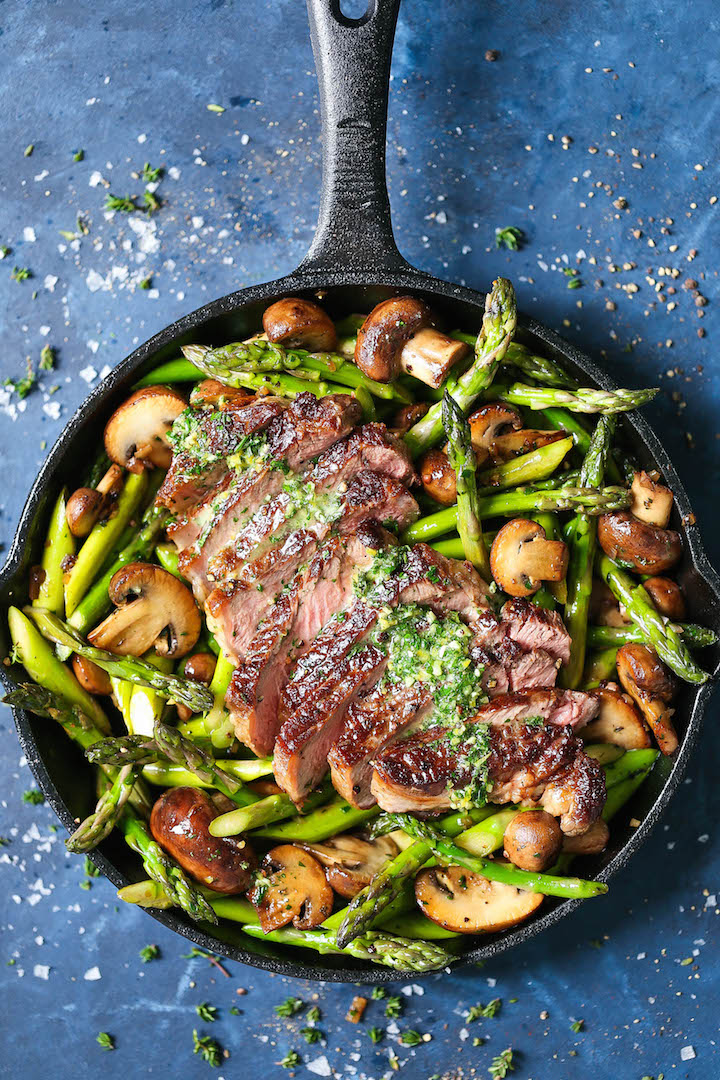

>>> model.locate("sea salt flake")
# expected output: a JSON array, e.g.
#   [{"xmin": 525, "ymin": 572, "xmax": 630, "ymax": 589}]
[
  {"xmin": 168, "ymin": 166, "xmax": 181, "ymax": 180},
  {"xmin": 33, "ymin": 964, "xmax": 50, "ymax": 980},
  {"xmin": 681, "ymin": 1046, "xmax": 696, "ymax": 1061},
  {"xmin": 89, "ymin": 171, "xmax": 104, "ymax": 188},
  {"xmin": 39, "ymin": 325, "xmax": 50, "ymax": 336},
  {"xmin": 137, "ymin": 133, "xmax": 147, "ymax": 144},
  {"xmin": 23, "ymin": 227, "xmax": 37, "ymax": 243},
  {"xmin": 44, "ymin": 275, "xmax": 58, "ymax": 292},
  {"xmin": 34, "ymin": 170, "xmax": 49, "ymax": 182},
  {"xmin": 306, "ymin": 1056, "xmax": 331, "ymax": 1077},
  {"xmin": 80, "ymin": 366, "xmax": 98, "ymax": 383},
  {"xmin": 240, "ymin": 133, "xmax": 250, "ymax": 145},
  {"xmin": 43, "ymin": 402, "xmax": 61, "ymax": 420},
  {"xmin": 84, "ymin": 966, "xmax": 101, "ymax": 981}
]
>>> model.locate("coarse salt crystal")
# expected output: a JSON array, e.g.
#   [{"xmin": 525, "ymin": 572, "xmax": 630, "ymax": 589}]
[
  {"xmin": 680, "ymin": 1046, "xmax": 696, "ymax": 1061},
  {"xmin": 43, "ymin": 402, "xmax": 61, "ymax": 421},
  {"xmin": 80, "ymin": 366, "xmax": 98, "ymax": 383},
  {"xmin": 33, "ymin": 964, "xmax": 50, "ymax": 980},
  {"xmin": 23, "ymin": 227, "xmax": 36, "ymax": 243},
  {"xmin": 137, "ymin": 133, "xmax": 147, "ymax": 144},
  {"xmin": 44, "ymin": 275, "xmax": 58, "ymax": 292},
  {"xmin": 84, "ymin": 966, "xmax": 101, "ymax": 981},
  {"xmin": 306, "ymin": 1056, "xmax": 331, "ymax": 1076}
]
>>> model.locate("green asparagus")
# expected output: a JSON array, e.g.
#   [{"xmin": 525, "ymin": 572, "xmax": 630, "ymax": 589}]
[
  {"xmin": 154, "ymin": 542, "xmax": 185, "ymax": 580},
  {"xmin": 135, "ymin": 358, "xmax": 204, "ymax": 386},
  {"xmin": 209, "ymin": 780, "xmax": 335, "ymax": 837},
  {"xmin": 583, "ymin": 646, "xmax": 619, "ymax": 687},
  {"xmin": 32, "ymin": 489, "xmax": 75, "ymax": 615},
  {"xmin": 242, "ymin": 924, "xmax": 455, "ymax": 974},
  {"xmin": 442, "ymin": 391, "xmax": 490, "ymax": 578},
  {"xmin": 476, "ymin": 436, "xmax": 574, "ymax": 494},
  {"xmin": 66, "ymin": 764, "xmax": 141, "ymax": 852},
  {"xmin": 87, "ymin": 735, "xmax": 273, "ymax": 781},
  {"xmin": 451, "ymin": 334, "xmax": 578, "ymax": 390},
  {"xmin": 598, "ymin": 554, "xmax": 709, "ymax": 684},
  {"xmin": 495, "ymin": 383, "xmax": 658, "ymax": 415},
  {"xmin": 588, "ymin": 623, "xmax": 717, "ymax": 650},
  {"xmin": 254, "ymin": 797, "xmax": 379, "ymax": 842},
  {"xmin": 152, "ymin": 721, "xmax": 256, "ymax": 805}
]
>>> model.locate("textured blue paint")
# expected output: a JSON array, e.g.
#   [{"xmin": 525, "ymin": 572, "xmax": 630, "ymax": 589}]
[{"xmin": 0, "ymin": 2, "xmax": 718, "ymax": 1077}]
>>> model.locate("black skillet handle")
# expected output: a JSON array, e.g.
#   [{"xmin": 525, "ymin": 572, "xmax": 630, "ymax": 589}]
[{"xmin": 298, "ymin": 0, "xmax": 417, "ymax": 277}]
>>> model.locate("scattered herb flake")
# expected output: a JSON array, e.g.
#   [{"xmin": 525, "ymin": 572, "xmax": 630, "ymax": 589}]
[
  {"xmin": 280, "ymin": 1050, "xmax": 300, "ymax": 1069},
  {"xmin": 192, "ymin": 1030, "xmax": 223, "ymax": 1068},
  {"xmin": 196, "ymin": 1002, "xmax": 218, "ymax": 1023},
  {"xmin": 468, "ymin": 999, "xmax": 501, "ymax": 1021},
  {"xmin": 306, "ymin": 1006, "xmax": 321, "ymax": 1024},
  {"xmin": 371, "ymin": 988, "xmax": 386, "ymax": 1000},
  {"xmin": 275, "ymin": 996, "xmax": 304, "ymax": 1018},
  {"xmin": 105, "ymin": 193, "xmax": 138, "ymax": 213},
  {"xmin": 74, "ymin": 149, "xmax": 85, "ymax": 162},
  {"xmin": 367, "ymin": 1027, "xmax": 385, "ymax": 1044},
  {"xmin": 143, "ymin": 190, "xmax": 161, "ymax": 214},
  {"xmin": 24, "ymin": 144, "xmax": 34, "ymax": 157},
  {"xmin": 22, "ymin": 789, "xmax": 44, "ymax": 805},
  {"xmin": 139, "ymin": 275, "xmax": 153, "ymax": 290},
  {"xmin": 489, "ymin": 1047, "xmax": 515, "ymax": 1078},
  {"xmin": 142, "ymin": 162, "xmax": 164, "ymax": 183},
  {"xmin": 11, "ymin": 266, "xmax": 32, "ymax": 282},
  {"xmin": 301, "ymin": 1027, "xmax": 321, "ymax": 1044},
  {"xmin": 39, "ymin": 345, "xmax": 54, "ymax": 371},
  {"xmin": 84, "ymin": 856, "xmax": 100, "ymax": 877},
  {"xmin": 385, "ymin": 995, "xmax": 403, "ymax": 1019},
  {"xmin": 495, "ymin": 226, "xmax": 524, "ymax": 251},
  {"xmin": 400, "ymin": 1030, "xmax": 424, "ymax": 1047},
  {"xmin": 96, "ymin": 1032, "xmax": 115, "ymax": 1051},
  {"xmin": 139, "ymin": 944, "xmax": 159, "ymax": 963},
  {"xmin": 570, "ymin": 1019, "xmax": 584, "ymax": 1033},
  {"xmin": 207, "ymin": 103, "xmax": 225, "ymax": 113}
]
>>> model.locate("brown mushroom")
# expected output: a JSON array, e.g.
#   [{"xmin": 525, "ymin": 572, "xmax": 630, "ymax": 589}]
[
  {"xmin": 630, "ymin": 470, "xmax": 674, "ymax": 528},
  {"xmin": 262, "ymin": 297, "xmax": 337, "ymax": 352},
  {"xmin": 582, "ymin": 683, "xmax": 651, "ymax": 749},
  {"xmin": 616, "ymin": 643, "xmax": 678, "ymax": 755},
  {"xmin": 468, "ymin": 402, "xmax": 523, "ymax": 452},
  {"xmin": 490, "ymin": 429, "xmax": 567, "ymax": 463},
  {"xmin": 642, "ymin": 576, "xmax": 686, "ymax": 620},
  {"xmin": 65, "ymin": 464, "xmax": 124, "ymax": 538},
  {"xmin": 415, "ymin": 865, "xmax": 543, "ymax": 934},
  {"xmin": 562, "ymin": 819, "xmax": 610, "ymax": 855},
  {"xmin": 150, "ymin": 787, "xmax": 256, "ymax": 893},
  {"xmin": 490, "ymin": 519, "xmax": 569, "ymax": 597},
  {"xmin": 71, "ymin": 655, "xmax": 112, "ymax": 696},
  {"xmin": 502, "ymin": 810, "xmax": 563, "ymax": 872},
  {"xmin": 176, "ymin": 651, "xmax": 218, "ymax": 722},
  {"xmin": 597, "ymin": 511, "xmax": 682, "ymax": 574},
  {"xmin": 589, "ymin": 580, "xmax": 630, "ymax": 627},
  {"xmin": 391, "ymin": 401, "xmax": 429, "ymax": 435},
  {"xmin": 104, "ymin": 385, "xmax": 186, "ymax": 473},
  {"xmin": 297, "ymin": 834, "xmax": 399, "ymax": 899},
  {"xmin": 248, "ymin": 844, "xmax": 333, "ymax": 933},
  {"xmin": 189, "ymin": 379, "xmax": 255, "ymax": 411},
  {"xmin": 418, "ymin": 448, "xmax": 460, "ymax": 506},
  {"xmin": 354, "ymin": 297, "xmax": 469, "ymax": 387},
  {"xmin": 87, "ymin": 562, "xmax": 201, "ymax": 658}
]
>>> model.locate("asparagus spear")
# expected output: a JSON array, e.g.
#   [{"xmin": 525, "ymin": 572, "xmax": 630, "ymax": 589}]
[
  {"xmin": 442, "ymin": 390, "xmax": 490, "ymax": 579},
  {"xmin": 66, "ymin": 764, "xmax": 141, "ymax": 853},
  {"xmin": 561, "ymin": 416, "xmax": 615, "ymax": 688},
  {"xmin": 64, "ymin": 470, "xmax": 149, "ymax": 617},
  {"xmin": 598, "ymin": 554, "xmax": 709, "ymax": 684},
  {"xmin": 152, "ymin": 721, "xmax": 256, "ymax": 806},
  {"xmin": 32, "ymin": 489, "xmax": 75, "ymax": 616},
  {"xmin": 495, "ymin": 383, "xmax": 658, "ymax": 415},
  {"xmin": 203, "ymin": 652, "xmax": 235, "ymax": 749},
  {"xmin": 208, "ymin": 780, "xmax": 335, "ymax": 837},
  {"xmin": 588, "ymin": 623, "xmax": 717, "ymax": 649},
  {"xmin": 87, "ymin": 735, "xmax": 273, "ymax": 781},
  {"xmin": 477, "ymin": 437, "xmax": 574, "ymax": 495},
  {"xmin": 402, "ymin": 484, "xmax": 631, "ymax": 542},
  {"xmin": 3, "ymin": 682, "xmax": 106, "ymax": 752},
  {"xmin": 404, "ymin": 279, "xmax": 517, "ymax": 455},
  {"xmin": 602, "ymin": 748, "xmax": 659, "ymax": 789},
  {"xmin": 135, "ymin": 358, "xmax": 204, "ymax": 387},
  {"xmin": 155, "ymin": 542, "xmax": 184, "ymax": 580},
  {"xmin": 583, "ymin": 646, "xmax": 620, "ymax": 688},
  {"xmin": 27, "ymin": 609, "xmax": 215, "ymax": 711},
  {"xmin": 451, "ymin": 334, "xmax": 578, "ymax": 390},
  {"xmin": 253, "ymin": 796, "xmax": 379, "ymax": 843},
  {"xmin": 117, "ymin": 879, "xmax": 175, "ymax": 907},
  {"xmin": 241, "ymin": 924, "xmax": 454, "ymax": 973}
]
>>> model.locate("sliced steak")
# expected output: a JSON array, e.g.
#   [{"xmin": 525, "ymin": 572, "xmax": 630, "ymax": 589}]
[
  {"xmin": 372, "ymin": 710, "xmax": 605, "ymax": 834},
  {"xmin": 274, "ymin": 644, "xmax": 388, "ymax": 804},
  {"xmin": 157, "ymin": 396, "xmax": 288, "ymax": 514},
  {"xmin": 225, "ymin": 528, "xmax": 385, "ymax": 757},
  {"xmin": 499, "ymin": 598, "xmax": 572, "ymax": 665},
  {"xmin": 329, "ymin": 684, "xmax": 434, "ymax": 808}
]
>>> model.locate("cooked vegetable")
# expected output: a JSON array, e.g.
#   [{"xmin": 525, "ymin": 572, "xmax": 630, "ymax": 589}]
[
  {"xmin": 582, "ymin": 685, "xmax": 651, "ymax": 749},
  {"xmin": 587, "ymin": 623, "xmax": 716, "ymax": 649},
  {"xmin": 502, "ymin": 810, "xmax": 563, "ymax": 872},
  {"xmin": 562, "ymin": 819, "xmax": 609, "ymax": 855},
  {"xmin": 355, "ymin": 296, "xmax": 469, "ymax": 387},
  {"xmin": 415, "ymin": 865, "xmax": 544, "ymax": 933},
  {"xmin": 641, "ymin": 576, "xmax": 686, "ymax": 619},
  {"xmin": 65, "ymin": 464, "xmax": 124, "ymax": 538},
  {"xmin": 71, "ymin": 655, "xmax": 112, "ymax": 696},
  {"xmin": 104, "ymin": 385, "xmax": 186, "ymax": 472},
  {"xmin": 629, "ymin": 470, "xmax": 673, "ymax": 527},
  {"xmin": 66, "ymin": 764, "xmax": 141, "ymax": 853},
  {"xmin": 31, "ymin": 489, "xmax": 76, "ymax": 616},
  {"xmin": 248, "ymin": 844, "xmax": 333, "ymax": 932},
  {"xmin": 490, "ymin": 519, "xmax": 568, "ymax": 597},
  {"xmin": 263, "ymin": 297, "xmax": 337, "ymax": 352},
  {"xmin": 597, "ymin": 511, "xmax": 682, "ymax": 574},
  {"xmin": 297, "ymin": 834, "xmax": 399, "ymax": 898},
  {"xmin": 443, "ymin": 390, "xmax": 490, "ymax": 578},
  {"xmin": 242, "ymin": 924, "xmax": 454, "ymax": 973},
  {"xmin": 616, "ymin": 643, "xmax": 678, "ymax": 755}
]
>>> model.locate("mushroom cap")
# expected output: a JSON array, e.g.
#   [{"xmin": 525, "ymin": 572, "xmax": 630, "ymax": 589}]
[
  {"xmin": 391, "ymin": 401, "xmax": 430, "ymax": 436},
  {"xmin": 630, "ymin": 470, "xmax": 674, "ymax": 528},
  {"xmin": 65, "ymin": 487, "xmax": 105, "ymax": 538},
  {"xmin": 490, "ymin": 518, "xmax": 569, "ymax": 597},
  {"xmin": 183, "ymin": 652, "xmax": 217, "ymax": 685},
  {"xmin": 71, "ymin": 655, "xmax": 112, "ymax": 696},
  {"xmin": 616, "ymin": 643, "xmax": 678, "ymax": 755},
  {"xmin": 468, "ymin": 402, "xmax": 523, "ymax": 450},
  {"xmin": 502, "ymin": 809, "xmax": 563, "ymax": 872},
  {"xmin": 415, "ymin": 865, "xmax": 544, "ymax": 934},
  {"xmin": 104, "ymin": 385, "xmax": 186, "ymax": 472},
  {"xmin": 354, "ymin": 296, "xmax": 434, "ymax": 382},
  {"xmin": 582, "ymin": 684, "xmax": 651, "ymax": 749},
  {"xmin": 597, "ymin": 511, "xmax": 682, "ymax": 574},
  {"xmin": 190, "ymin": 379, "xmax": 255, "ymax": 411},
  {"xmin": 562, "ymin": 818, "xmax": 610, "ymax": 855},
  {"xmin": 418, "ymin": 448, "xmax": 458, "ymax": 507},
  {"xmin": 642, "ymin": 576, "xmax": 686, "ymax": 620},
  {"xmin": 87, "ymin": 561, "xmax": 201, "ymax": 658},
  {"xmin": 249, "ymin": 844, "xmax": 333, "ymax": 932},
  {"xmin": 262, "ymin": 297, "xmax": 337, "ymax": 352},
  {"xmin": 297, "ymin": 834, "xmax": 399, "ymax": 899},
  {"xmin": 150, "ymin": 787, "xmax": 256, "ymax": 894}
]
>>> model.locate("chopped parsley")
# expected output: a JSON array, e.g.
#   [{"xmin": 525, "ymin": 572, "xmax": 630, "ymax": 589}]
[
  {"xmin": 400, "ymin": 1030, "xmax": 425, "ymax": 1046},
  {"xmin": 301, "ymin": 1027, "xmax": 321, "ymax": 1044},
  {"xmin": 367, "ymin": 1027, "xmax": 384, "ymax": 1044},
  {"xmin": 370, "ymin": 988, "xmax": 386, "ymax": 1000},
  {"xmin": 73, "ymin": 149, "xmax": 85, "ymax": 162},
  {"xmin": 384, "ymin": 995, "xmax": 403, "ymax": 1019},
  {"xmin": 84, "ymin": 857, "xmax": 100, "ymax": 877},
  {"xmin": 192, "ymin": 1030, "xmax": 223, "ymax": 1067},
  {"xmin": 139, "ymin": 944, "xmax": 159, "ymax": 963},
  {"xmin": 105, "ymin": 193, "xmax": 138, "ymax": 213},
  {"xmin": 142, "ymin": 161, "xmax": 164, "ymax": 183},
  {"xmin": 39, "ymin": 344, "xmax": 55, "ymax": 371},
  {"xmin": 275, "ymin": 996, "xmax": 304, "ymax": 1018},
  {"xmin": 570, "ymin": 1019, "xmax": 584, "ymax": 1033},
  {"xmin": 11, "ymin": 266, "xmax": 31, "ymax": 282},
  {"xmin": 495, "ymin": 226, "xmax": 524, "ymax": 251},
  {"xmin": 22, "ymin": 789, "xmax": 44, "ymax": 805},
  {"xmin": 144, "ymin": 190, "xmax": 161, "ymax": 214},
  {"xmin": 306, "ymin": 1006, "xmax": 321, "ymax": 1023},
  {"xmin": 24, "ymin": 144, "xmax": 34, "ymax": 157}
]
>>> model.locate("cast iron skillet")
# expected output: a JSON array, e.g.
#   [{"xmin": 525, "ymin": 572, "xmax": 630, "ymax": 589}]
[{"xmin": 1, "ymin": 0, "xmax": 719, "ymax": 983}]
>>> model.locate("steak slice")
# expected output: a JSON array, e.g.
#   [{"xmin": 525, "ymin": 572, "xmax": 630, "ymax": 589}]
[
  {"xmin": 274, "ymin": 644, "xmax": 388, "ymax": 804},
  {"xmin": 372, "ymin": 700, "xmax": 604, "ymax": 834},
  {"xmin": 499, "ymin": 598, "xmax": 572, "ymax": 665},
  {"xmin": 329, "ymin": 684, "xmax": 434, "ymax": 808},
  {"xmin": 157, "ymin": 396, "xmax": 288, "ymax": 515},
  {"xmin": 207, "ymin": 423, "xmax": 416, "ymax": 584},
  {"xmin": 225, "ymin": 527, "xmax": 386, "ymax": 757},
  {"xmin": 205, "ymin": 475, "xmax": 418, "ymax": 660}
]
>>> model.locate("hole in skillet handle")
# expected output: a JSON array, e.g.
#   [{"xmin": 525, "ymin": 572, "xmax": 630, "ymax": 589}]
[{"xmin": 334, "ymin": 0, "xmax": 376, "ymax": 27}]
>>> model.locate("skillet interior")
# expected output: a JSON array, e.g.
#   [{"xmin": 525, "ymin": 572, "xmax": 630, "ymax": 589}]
[{"xmin": 2, "ymin": 271, "xmax": 719, "ymax": 982}]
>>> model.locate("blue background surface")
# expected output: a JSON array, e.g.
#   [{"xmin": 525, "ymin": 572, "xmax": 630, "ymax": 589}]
[{"xmin": 1, "ymin": 1, "xmax": 718, "ymax": 1077}]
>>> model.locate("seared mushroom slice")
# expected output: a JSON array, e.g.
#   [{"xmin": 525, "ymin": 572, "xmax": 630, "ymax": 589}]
[
  {"xmin": 468, "ymin": 402, "xmax": 523, "ymax": 452},
  {"xmin": 616, "ymin": 643, "xmax": 678, "ymax": 755},
  {"xmin": 630, "ymin": 470, "xmax": 674, "ymax": 528},
  {"xmin": 71, "ymin": 655, "xmax": 112, "ymax": 696},
  {"xmin": 597, "ymin": 511, "xmax": 682, "ymax": 574},
  {"xmin": 150, "ymin": 787, "xmax": 256, "ymax": 893},
  {"xmin": 502, "ymin": 810, "xmax": 563, "ymax": 872},
  {"xmin": 104, "ymin": 385, "xmax": 186, "ymax": 473},
  {"xmin": 87, "ymin": 562, "xmax": 201, "ymax": 658},
  {"xmin": 189, "ymin": 379, "xmax": 255, "ymax": 411},
  {"xmin": 415, "ymin": 865, "xmax": 543, "ymax": 934},
  {"xmin": 562, "ymin": 819, "xmax": 610, "ymax": 855},
  {"xmin": 418, "ymin": 448, "xmax": 461, "ymax": 506},
  {"xmin": 490, "ymin": 519, "xmax": 569, "ymax": 597},
  {"xmin": 249, "ymin": 844, "xmax": 333, "ymax": 933},
  {"xmin": 582, "ymin": 683, "xmax": 651, "ymax": 749},
  {"xmin": 177, "ymin": 651, "xmax": 217, "ymax": 722},
  {"xmin": 297, "ymin": 833, "xmax": 400, "ymax": 899},
  {"xmin": 642, "ymin": 576, "xmax": 686, "ymax": 620},
  {"xmin": 354, "ymin": 297, "xmax": 469, "ymax": 387},
  {"xmin": 391, "ymin": 401, "xmax": 429, "ymax": 436},
  {"xmin": 262, "ymin": 297, "xmax": 337, "ymax": 352},
  {"xmin": 65, "ymin": 464, "xmax": 124, "ymax": 538},
  {"xmin": 490, "ymin": 428, "xmax": 567, "ymax": 462},
  {"xmin": 589, "ymin": 580, "xmax": 630, "ymax": 627}
]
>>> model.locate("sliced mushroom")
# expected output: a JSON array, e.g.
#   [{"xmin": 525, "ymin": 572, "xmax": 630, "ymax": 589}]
[
  {"xmin": 65, "ymin": 464, "xmax": 124, "ymax": 538},
  {"xmin": 177, "ymin": 652, "xmax": 217, "ymax": 722},
  {"xmin": 71, "ymin": 655, "xmax": 112, "ymax": 696},
  {"xmin": 616, "ymin": 643, "xmax": 678, "ymax": 755},
  {"xmin": 391, "ymin": 401, "xmax": 429, "ymax": 435},
  {"xmin": 248, "ymin": 844, "xmax": 333, "ymax": 933},
  {"xmin": 354, "ymin": 297, "xmax": 469, "ymax": 387},
  {"xmin": 418, "ymin": 448, "xmax": 460, "ymax": 506},
  {"xmin": 415, "ymin": 865, "xmax": 544, "ymax": 934},
  {"xmin": 642, "ymin": 576, "xmax": 686, "ymax": 620},
  {"xmin": 630, "ymin": 470, "xmax": 674, "ymax": 528},
  {"xmin": 150, "ymin": 787, "xmax": 256, "ymax": 893},
  {"xmin": 468, "ymin": 402, "xmax": 523, "ymax": 452},
  {"xmin": 597, "ymin": 511, "xmax": 682, "ymax": 574},
  {"xmin": 490, "ymin": 429, "xmax": 567, "ymax": 463},
  {"xmin": 87, "ymin": 562, "xmax": 201, "ymax": 658},
  {"xmin": 297, "ymin": 834, "xmax": 399, "ymax": 899},
  {"xmin": 189, "ymin": 379, "xmax": 256, "ymax": 411},
  {"xmin": 582, "ymin": 684, "xmax": 651, "ymax": 749},
  {"xmin": 104, "ymin": 385, "xmax": 187, "ymax": 473},
  {"xmin": 562, "ymin": 819, "xmax": 610, "ymax": 855},
  {"xmin": 502, "ymin": 810, "xmax": 563, "ymax": 872},
  {"xmin": 262, "ymin": 297, "xmax": 337, "ymax": 352},
  {"xmin": 490, "ymin": 519, "xmax": 569, "ymax": 597},
  {"xmin": 590, "ymin": 580, "xmax": 631, "ymax": 627}
]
